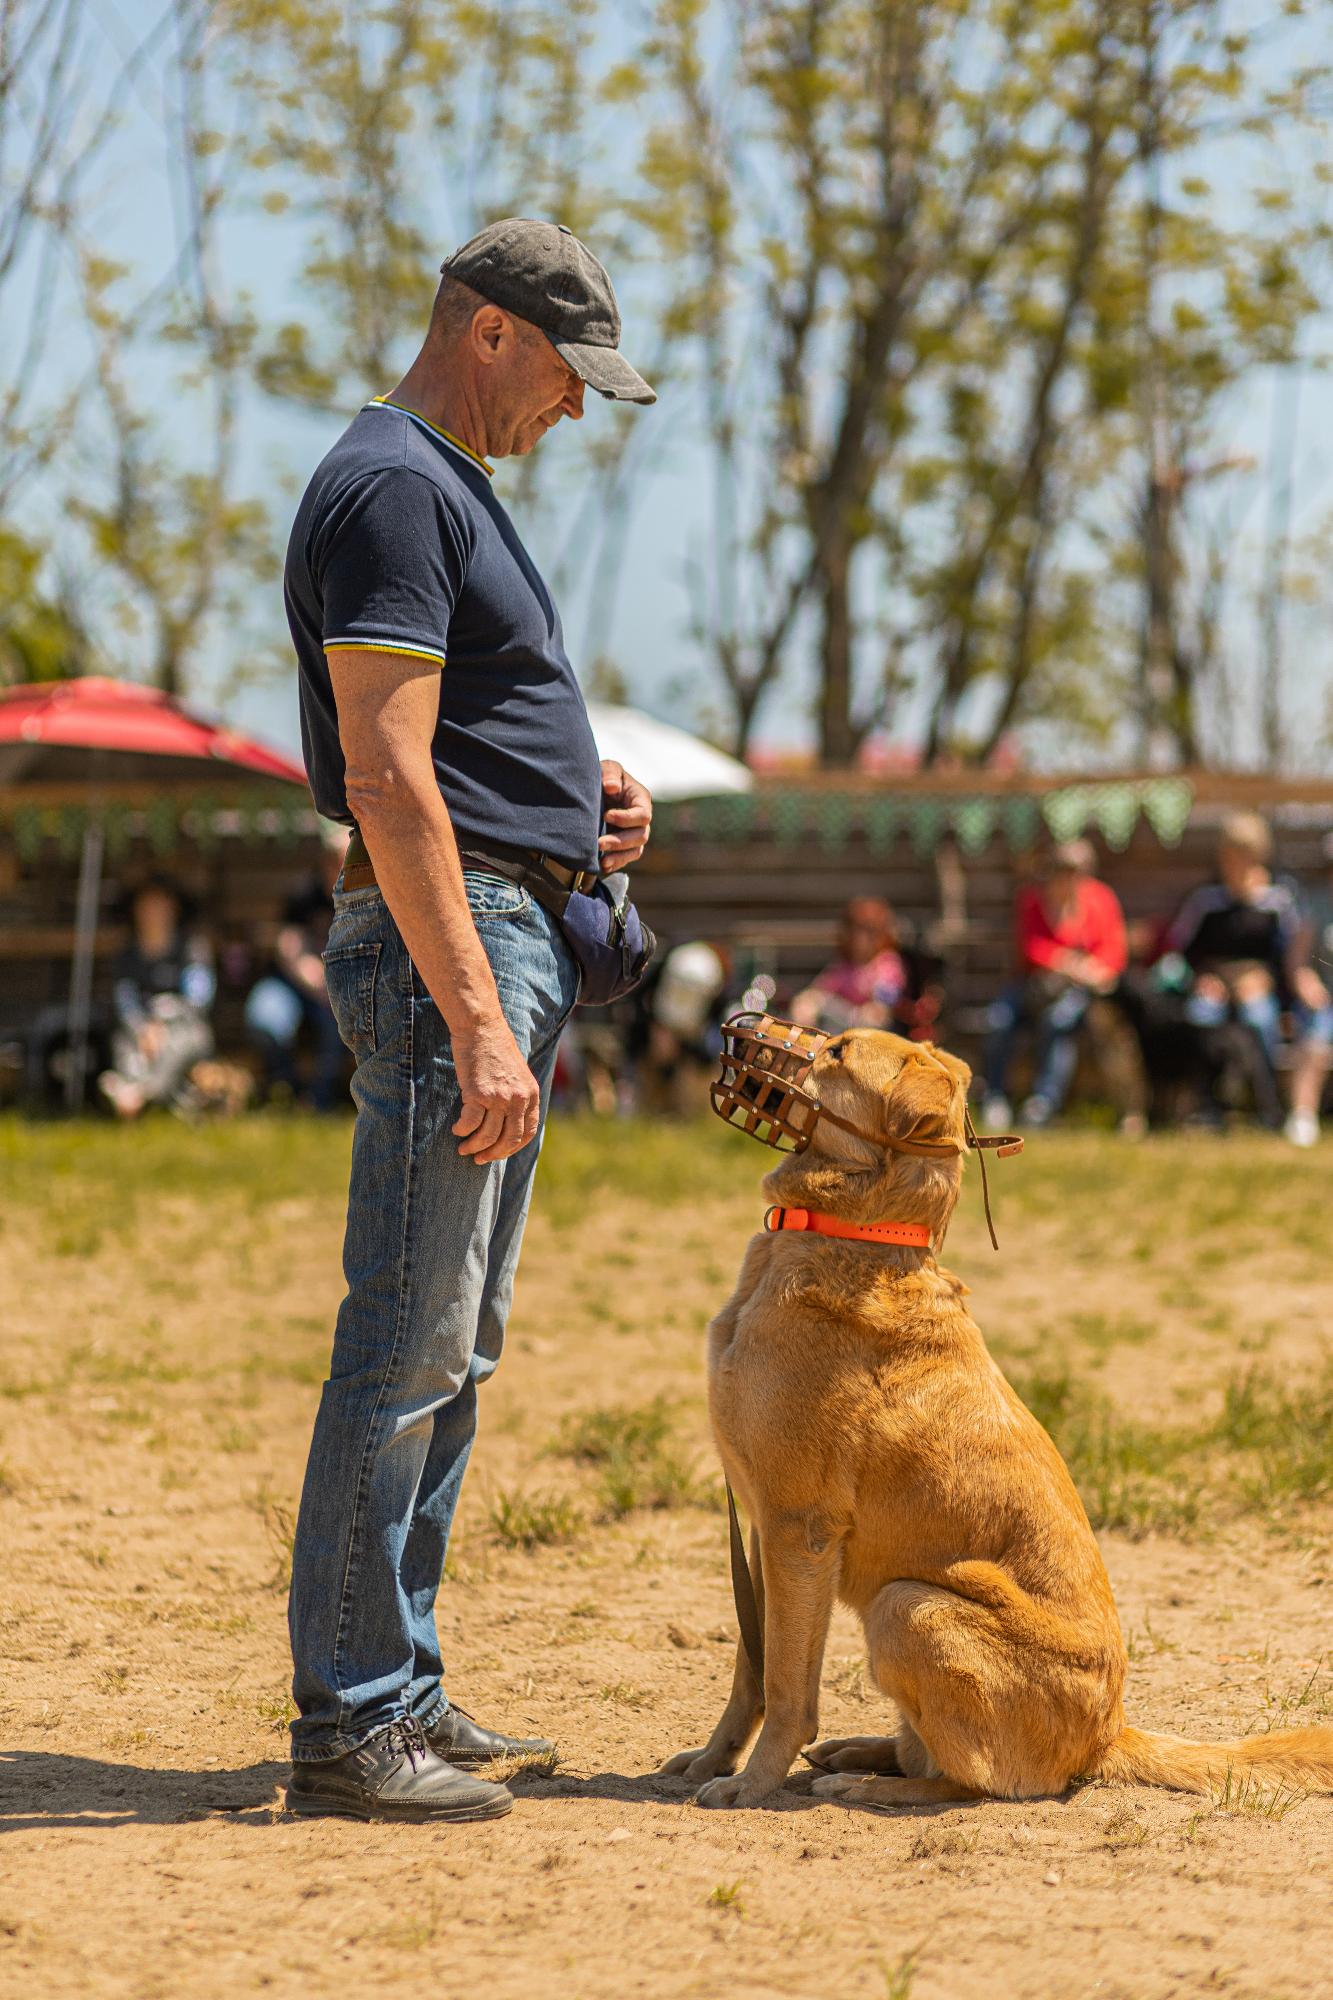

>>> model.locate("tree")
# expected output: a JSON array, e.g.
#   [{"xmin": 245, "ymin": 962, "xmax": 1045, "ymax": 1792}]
[{"xmin": 636, "ymin": 0, "xmax": 1331, "ymax": 766}]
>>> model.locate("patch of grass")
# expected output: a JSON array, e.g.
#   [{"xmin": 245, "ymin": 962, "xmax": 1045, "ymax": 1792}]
[
  {"xmin": 251, "ymin": 1484, "xmax": 297, "ymax": 1589},
  {"xmin": 1015, "ymin": 1369, "xmax": 1202, "ymax": 1538},
  {"xmin": 1013, "ymin": 1357, "xmax": 1333, "ymax": 1540},
  {"xmin": 706, "ymin": 1880, "xmax": 745, "ymax": 1915},
  {"xmin": 552, "ymin": 1398, "xmax": 710, "ymax": 1520},
  {"xmin": 254, "ymin": 1692, "xmax": 296, "ymax": 1732},
  {"xmin": 1101, "ymin": 1801, "xmax": 1149, "ymax": 1848},
  {"xmin": 598, "ymin": 1680, "xmax": 653, "ymax": 1710},
  {"xmin": 533, "ymin": 1115, "xmax": 757, "ymax": 1229},
  {"xmin": 1211, "ymin": 1769, "xmax": 1308, "ymax": 1821},
  {"xmin": 879, "ymin": 1949, "xmax": 919, "ymax": 2000},
  {"xmin": 1064, "ymin": 1311, "xmax": 1156, "ymax": 1357},
  {"xmin": 909, "ymin": 1828, "xmax": 977, "ymax": 1859},
  {"xmin": 1257, "ymin": 1658, "xmax": 1333, "ymax": 1729},
  {"xmin": 488, "ymin": 1488, "xmax": 583, "ymax": 1551}
]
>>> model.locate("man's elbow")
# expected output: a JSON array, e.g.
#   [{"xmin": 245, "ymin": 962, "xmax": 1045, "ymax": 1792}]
[{"xmin": 342, "ymin": 748, "xmax": 424, "ymax": 829}]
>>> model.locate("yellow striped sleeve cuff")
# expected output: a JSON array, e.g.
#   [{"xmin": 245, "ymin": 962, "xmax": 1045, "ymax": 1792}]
[{"xmin": 324, "ymin": 638, "xmax": 446, "ymax": 668}]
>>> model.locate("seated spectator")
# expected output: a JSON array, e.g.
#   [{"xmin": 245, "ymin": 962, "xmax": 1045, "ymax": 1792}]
[
  {"xmin": 1286, "ymin": 828, "xmax": 1333, "ymax": 1147},
  {"xmin": 1155, "ymin": 811, "xmax": 1298, "ymax": 1132},
  {"xmin": 789, "ymin": 898, "xmax": 907, "ymax": 1034},
  {"xmin": 244, "ymin": 828, "xmax": 349, "ymax": 1111},
  {"xmin": 99, "ymin": 877, "xmax": 215, "ymax": 1118},
  {"xmin": 980, "ymin": 839, "xmax": 1127, "ymax": 1130}
]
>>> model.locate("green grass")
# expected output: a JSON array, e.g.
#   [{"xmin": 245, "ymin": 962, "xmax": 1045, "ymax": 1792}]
[
  {"xmin": 1015, "ymin": 1358, "xmax": 1333, "ymax": 1538},
  {"xmin": 552, "ymin": 1397, "xmax": 714, "ymax": 1519},
  {"xmin": 488, "ymin": 1488, "xmax": 584, "ymax": 1551},
  {"xmin": 5, "ymin": 1115, "xmax": 1331, "ymax": 1547}
]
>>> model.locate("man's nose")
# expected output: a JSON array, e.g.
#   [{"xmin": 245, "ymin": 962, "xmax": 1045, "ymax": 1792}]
[{"xmin": 561, "ymin": 376, "xmax": 586, "ymax": 420}]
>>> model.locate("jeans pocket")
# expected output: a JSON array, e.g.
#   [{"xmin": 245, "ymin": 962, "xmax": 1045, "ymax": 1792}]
[
  {"xmin": 323, "ymin": 942, "xmax": 382, "ymax": 1059},
  {"xmin": 464, "ymin": 871, "xmax": 530, "ymax": 921}
]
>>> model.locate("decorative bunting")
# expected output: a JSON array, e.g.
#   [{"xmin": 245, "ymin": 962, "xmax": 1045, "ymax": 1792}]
[
  {"xmin": 1140, "ymin": 779, "xmax": 1193, "ymax": 845},
  {"xmin": 952, "ymin": 798, "xmax": 998, "ymax": 856},
  {"xmin": 0, "ymin": 778, "xmax": 1200, "ymax": 859}
]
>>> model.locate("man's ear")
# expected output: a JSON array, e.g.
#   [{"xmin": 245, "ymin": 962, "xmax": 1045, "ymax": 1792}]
[{"xmin": 470, "ymin": 304, "xmax": 510, "ymax": 363}]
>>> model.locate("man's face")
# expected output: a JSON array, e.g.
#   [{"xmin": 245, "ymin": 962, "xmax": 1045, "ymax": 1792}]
[{"xmin": 486, "ymin": 318, "xmax": 586, "ymax": 456}]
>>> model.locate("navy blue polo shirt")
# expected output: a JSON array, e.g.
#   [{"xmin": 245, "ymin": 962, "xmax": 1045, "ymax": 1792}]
[{"xmin": 284, "ymin": 398, "xmax": 603, "ymax": 872}]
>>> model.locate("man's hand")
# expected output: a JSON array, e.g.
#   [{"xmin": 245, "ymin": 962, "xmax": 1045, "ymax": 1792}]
[
  {"xmin": 598, "ymin": 760, "xmax": 652, "ymax": 873},
  {"xmin": 451, "ymin": 1011, "xmax": 542, "ymax": 1164}
]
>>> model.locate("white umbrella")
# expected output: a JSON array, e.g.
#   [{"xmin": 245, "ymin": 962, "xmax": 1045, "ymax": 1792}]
[{"xmin": 585, "ymin": 702, "xmax": 752, "ymax": 802}]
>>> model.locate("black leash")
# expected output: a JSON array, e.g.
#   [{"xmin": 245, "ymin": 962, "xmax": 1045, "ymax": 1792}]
[{"xmin": 726, "ymin": 1481, "xmax": 765, "ymax": 1686}]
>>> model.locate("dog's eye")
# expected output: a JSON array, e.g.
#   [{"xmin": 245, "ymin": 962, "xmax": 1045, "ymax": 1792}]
[{"xmin": 825, "ymin": 1039, "xmax": 847, "ymax": 1063}]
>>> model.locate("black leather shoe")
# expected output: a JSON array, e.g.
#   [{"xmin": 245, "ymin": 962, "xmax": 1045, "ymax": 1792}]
[
  {"xmin": 287, "ymin": 1716, "xmax": 514, "ymax": 1822},
  {"xmin": 424, "ymin": 1703, "xmax": 555, "ymax": 1770}
]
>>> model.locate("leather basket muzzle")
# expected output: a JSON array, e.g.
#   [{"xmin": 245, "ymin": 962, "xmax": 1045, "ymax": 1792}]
[{"xmin": 710, "ymin": 1011, "xmax": 831, "ymax": 1151}]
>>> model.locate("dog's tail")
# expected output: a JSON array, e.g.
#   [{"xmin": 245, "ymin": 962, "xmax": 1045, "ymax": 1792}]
[{"xmin": 1093, "ymin": 1723, "xmax": 1333, "ymax": 1796}]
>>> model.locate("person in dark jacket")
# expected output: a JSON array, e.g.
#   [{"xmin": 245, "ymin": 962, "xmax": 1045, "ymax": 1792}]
[{"xmin": 99, "ymin": 877, "xmax": 214, "ymax": 1117}]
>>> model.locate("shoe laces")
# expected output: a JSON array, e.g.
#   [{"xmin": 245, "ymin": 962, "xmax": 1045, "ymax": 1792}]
[{"xmin": 385, "ymin": 1715, "xmax": 429, "ymax": 1772}]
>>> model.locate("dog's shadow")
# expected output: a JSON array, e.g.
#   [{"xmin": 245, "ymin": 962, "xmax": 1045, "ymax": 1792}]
[{"xmin": 511, "ymin": 1762, "xmax": 959, "ymax": 1816}]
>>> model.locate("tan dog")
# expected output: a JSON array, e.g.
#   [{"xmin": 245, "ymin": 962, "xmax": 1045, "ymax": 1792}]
[{"xmin": 663, "ymin": 1029, "xmax": 1333, "ymax": 1809}]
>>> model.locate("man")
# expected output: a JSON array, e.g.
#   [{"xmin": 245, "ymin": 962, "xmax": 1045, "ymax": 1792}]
[
  {"xmin": 980, "ymin": 838, "xmax": 1128, "ymax": 1130},
  {"xmin": 1159, "ymin": 811, "xmax": 1303, "ymax": 1133},
  {"xmin": 282, "ymin": 219, "xmax": 655, "ymax": 1822}
]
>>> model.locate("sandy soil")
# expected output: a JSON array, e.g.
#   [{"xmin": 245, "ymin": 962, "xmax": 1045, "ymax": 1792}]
[{"xmin": 1, "ymin": 1121, "xmax": 1331, "ymax": 2000}]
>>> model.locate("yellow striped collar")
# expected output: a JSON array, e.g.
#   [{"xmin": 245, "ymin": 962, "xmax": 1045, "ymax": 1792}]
[{"xmin": 364, "ymin": 397, "xmax": 494, "ymax": 476}]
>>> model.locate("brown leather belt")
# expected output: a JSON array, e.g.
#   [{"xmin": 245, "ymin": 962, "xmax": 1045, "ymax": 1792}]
[{"xmin": 341, "ymin": 828, "xmax": 599, "ymax": 900}]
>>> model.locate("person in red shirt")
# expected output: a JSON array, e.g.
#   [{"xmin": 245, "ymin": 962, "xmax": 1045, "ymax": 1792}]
[{"xmin": 980, "ymin": 838, "xmax": 1128, "ymax": 1129}]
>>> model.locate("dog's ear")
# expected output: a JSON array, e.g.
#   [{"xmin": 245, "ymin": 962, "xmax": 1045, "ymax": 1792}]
[{"xmin": 887, "ymin": 1044, "xmax": 970, "ymax": 1147}]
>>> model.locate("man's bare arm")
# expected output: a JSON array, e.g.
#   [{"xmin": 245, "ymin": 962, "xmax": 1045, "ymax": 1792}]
[{"xmin": 327, "ymin": 647, "xmax": 541, "ymax": 1164}]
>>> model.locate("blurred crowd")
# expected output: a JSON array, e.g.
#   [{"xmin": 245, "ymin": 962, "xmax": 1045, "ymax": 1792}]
[
  {"xmin": 576, "ymin": 810, "xmax": 1333, "ymax": 1147},
  {"xmin": 14, "ymin": 810, "xmax": 1333, "ymax": 1144}
]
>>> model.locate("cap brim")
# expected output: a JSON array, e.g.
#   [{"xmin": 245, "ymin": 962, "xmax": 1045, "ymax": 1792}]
[{"xmin": 554, "ymin": 339, "xmax": 656, "ymax": 406}]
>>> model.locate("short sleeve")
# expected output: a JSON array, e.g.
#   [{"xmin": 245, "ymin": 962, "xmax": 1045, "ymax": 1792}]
[{"xmin": 318, "ymin": 468, "xmax": 470, "ymax": 668}]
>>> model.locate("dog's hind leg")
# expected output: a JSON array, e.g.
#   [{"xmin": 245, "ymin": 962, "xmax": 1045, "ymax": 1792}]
[
  {"xmin": 804, "ymin": 1734, "xmax": 904, "ymax": 1775},
  {"xmin": 856, "ymin": 1577, "xmax": 1097, "ymax": 1799},
  {"xmin": 806, "ymin": 1710, "xmax": 935, "ymax": 1775},
  {"xmin": 660, "ymin": 1525, "xmax": 766, "ymax": 1784}
]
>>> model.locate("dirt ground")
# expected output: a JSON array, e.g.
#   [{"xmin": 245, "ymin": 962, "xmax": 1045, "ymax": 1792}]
[{"xmin": 1, "ymin": 1114, "xmax": 1331, "ymax": 2000}]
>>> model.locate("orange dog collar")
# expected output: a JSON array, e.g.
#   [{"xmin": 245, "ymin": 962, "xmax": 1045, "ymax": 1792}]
[{"xmin": 764, "ymin": 1206, "xmax": 931, "ymax": 1249}]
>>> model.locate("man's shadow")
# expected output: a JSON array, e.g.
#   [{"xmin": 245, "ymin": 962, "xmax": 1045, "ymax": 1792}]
[{"xmin": 0, "ymin": 1752, "xmax": 289, "ymax": 1831}]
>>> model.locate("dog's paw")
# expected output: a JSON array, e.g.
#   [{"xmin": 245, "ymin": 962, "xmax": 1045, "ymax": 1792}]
[
  {"xmin": 659, "ymin": 1747, "xmax": 734, "ymax": 1783},
  {"xmin": 691, "ymin": 1774, "xmax": 767, "ymax": 1810},
  {"xmin": 810, "ymin": 1773, "xmax": 856, "ymax": 1800}
]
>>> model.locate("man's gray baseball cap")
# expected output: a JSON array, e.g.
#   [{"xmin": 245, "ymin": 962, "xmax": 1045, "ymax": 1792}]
[{"xmin": 441, "ymin": 217, "xmax": 656, "ymax": 406}]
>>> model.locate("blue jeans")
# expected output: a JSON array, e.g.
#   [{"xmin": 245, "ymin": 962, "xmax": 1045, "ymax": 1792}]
[
  {"xmin": 288, "ymin": 870, "xmax": 580, "ymax": 1761},
  {"xmin": 983, "ymin": 977, "xmax": 1091, "ymax": 1112}
]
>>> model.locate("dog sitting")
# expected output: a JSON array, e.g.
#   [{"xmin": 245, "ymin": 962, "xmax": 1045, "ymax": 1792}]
[{"xmin": 662, "ymin": 1028, "xmax": 1333, "ymax": 1809}]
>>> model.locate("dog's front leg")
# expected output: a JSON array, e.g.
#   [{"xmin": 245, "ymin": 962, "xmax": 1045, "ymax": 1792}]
[
  {"xmin": 659, "ymin": 1527, "xmax": 765, "ymax": 1784},
  {"xmin": 696, "ymin": 1513, "xmax": 840, "ymax": 1809}
]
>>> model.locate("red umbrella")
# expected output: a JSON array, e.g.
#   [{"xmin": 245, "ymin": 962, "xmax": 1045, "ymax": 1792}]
[
  {"xmin": 0, "ymin": 676, "xmax": 306, "ymax": 784},
  {"xmin": 0, "ymin": 678, "xmax": 308, "ymax": 1107}
]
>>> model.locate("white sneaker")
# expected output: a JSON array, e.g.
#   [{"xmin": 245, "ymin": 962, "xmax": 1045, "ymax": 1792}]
[
  {"xmin": 1284, "ymin": 1109, "xmax": 1319, "ymax": 1148},
  {"xmin": 980, "ymin": 1094, "xmax": 1013, "ymax": 1134},
  {"xmin": 1020, "ymin": 1094, "xmax": 1054, "ymax": 1128}
]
